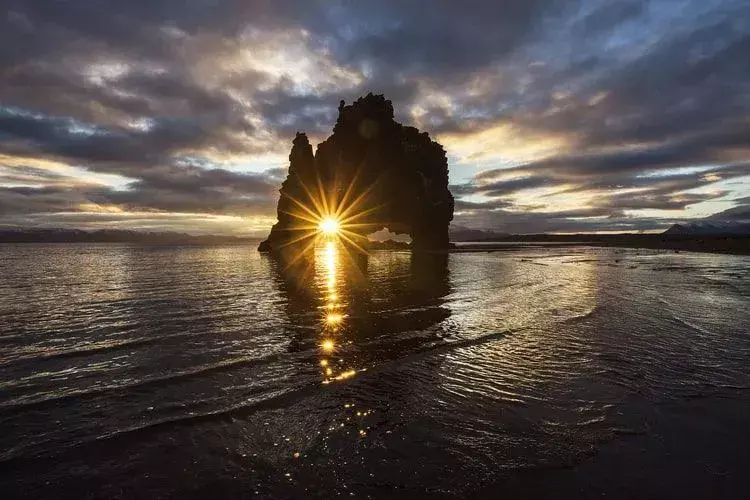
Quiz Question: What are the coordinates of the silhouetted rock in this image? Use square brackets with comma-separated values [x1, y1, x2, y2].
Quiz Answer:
[259, 94, 454, 253]
[258, 132, 316, 254]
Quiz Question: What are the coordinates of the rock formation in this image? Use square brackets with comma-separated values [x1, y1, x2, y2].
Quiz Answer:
[259, 94, 454, 253]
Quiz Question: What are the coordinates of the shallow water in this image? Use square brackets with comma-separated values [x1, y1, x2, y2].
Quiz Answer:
[0, 243, 749, 498]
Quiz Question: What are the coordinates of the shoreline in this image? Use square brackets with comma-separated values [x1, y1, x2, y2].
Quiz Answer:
[371, 235, 750, 256]
[445, 239, 750, 256]
[2, 234, 749, 256]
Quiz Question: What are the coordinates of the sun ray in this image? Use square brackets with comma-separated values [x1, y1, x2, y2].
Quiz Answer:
[339, 203, 386, 225]
[281, 236, 318, 270]
[295, 175, 329, 222]
[313, 170, 332, 218]
[283, 194, 323, 223]
[277, 229, 318, 248]
[337, 231, 370, 255]
[336, 174, 383, 223]
[333, 167, 364, 219]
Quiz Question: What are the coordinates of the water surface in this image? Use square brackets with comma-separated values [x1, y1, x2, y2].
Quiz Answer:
[1, 243, 749, 498]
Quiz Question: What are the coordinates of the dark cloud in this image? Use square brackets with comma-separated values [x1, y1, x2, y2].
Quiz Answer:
[453, 161, 749, 232]
[454, 198, 513, 211]
[107, 166, 280, 216]
[326, 0, 569, 77]
[0, 167, 280, 218]
[0, 106, 281, 222]
[458, 176, 554, 198]
[519, 129, 749, 178]
[1, 108, 197, 169]
[453, 207, 673, 235]
[573, 1, 646, 36]
[499, 7, 750, 158]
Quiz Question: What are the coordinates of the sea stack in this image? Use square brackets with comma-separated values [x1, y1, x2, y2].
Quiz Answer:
[259, 93, 454, 253]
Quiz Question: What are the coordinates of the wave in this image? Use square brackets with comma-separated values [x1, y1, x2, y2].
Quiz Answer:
[0, 325, 534, 465]
[0, 347, 298, 413]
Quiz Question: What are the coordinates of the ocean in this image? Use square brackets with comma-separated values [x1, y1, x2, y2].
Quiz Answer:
[1, 243, 749, 498]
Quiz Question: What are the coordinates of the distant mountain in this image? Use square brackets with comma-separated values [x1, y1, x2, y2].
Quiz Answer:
[664, 220, 750, 236]
[449, 226, 510, 241]
[0, 229, 257, 244]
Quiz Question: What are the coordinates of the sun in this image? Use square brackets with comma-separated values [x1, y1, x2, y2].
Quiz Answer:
[318, 216, 340, 236]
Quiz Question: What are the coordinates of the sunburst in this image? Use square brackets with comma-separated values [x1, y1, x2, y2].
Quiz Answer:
[274, 163, 385, 265]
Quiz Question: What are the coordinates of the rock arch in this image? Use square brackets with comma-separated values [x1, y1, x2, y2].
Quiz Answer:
[259, 94, 454, 253]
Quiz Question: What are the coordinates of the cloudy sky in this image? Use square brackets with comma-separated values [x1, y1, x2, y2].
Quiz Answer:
[1, 0, 748, 235]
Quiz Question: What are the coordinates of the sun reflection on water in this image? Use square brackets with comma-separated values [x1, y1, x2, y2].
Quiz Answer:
[316, 239, 358, 384]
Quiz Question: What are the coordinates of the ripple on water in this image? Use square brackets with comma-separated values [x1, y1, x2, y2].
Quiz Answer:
[0, 244, 749, 497]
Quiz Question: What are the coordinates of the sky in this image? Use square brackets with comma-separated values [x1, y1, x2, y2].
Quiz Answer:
[0, 0, 749, 236]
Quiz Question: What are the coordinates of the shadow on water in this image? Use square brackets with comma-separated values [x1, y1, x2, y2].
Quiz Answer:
[266, 241, 453, 382]
[249, 243, 459, 497]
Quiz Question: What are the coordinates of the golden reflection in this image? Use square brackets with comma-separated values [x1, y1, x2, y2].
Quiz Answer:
[324, 241, 337, 289]
[314, 238, 362, 384]
[322, 369, 357, 385]
[325, 312, 344, 325]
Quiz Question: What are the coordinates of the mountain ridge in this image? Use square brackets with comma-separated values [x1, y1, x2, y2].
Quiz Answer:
[664, 220, 750, 236]
[0, 229, 258, 244]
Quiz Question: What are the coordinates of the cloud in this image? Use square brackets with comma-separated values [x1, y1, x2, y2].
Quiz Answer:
[0, 0, 749, 234]
[453, 207, 673, 235]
